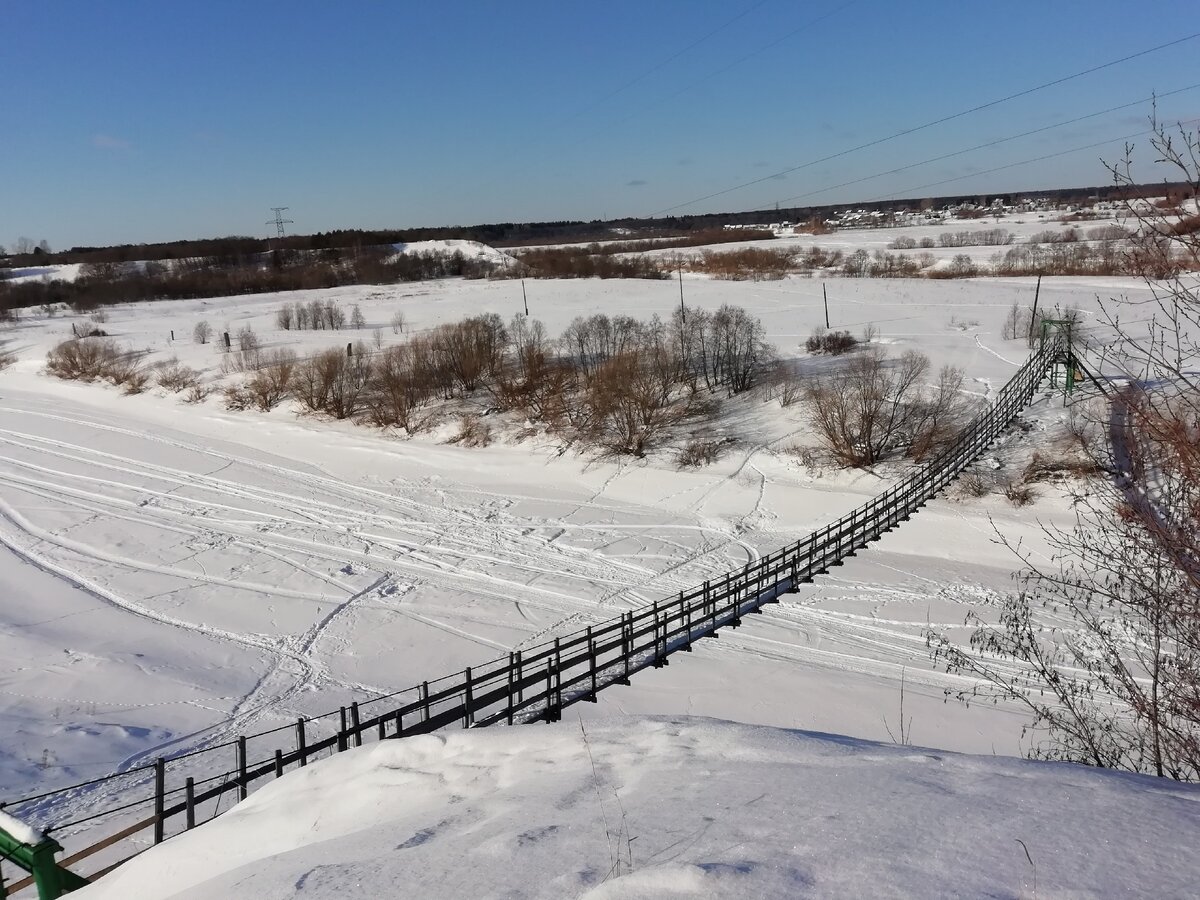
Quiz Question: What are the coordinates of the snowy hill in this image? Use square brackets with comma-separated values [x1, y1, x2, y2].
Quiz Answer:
[387, 238, 518, 267]
[76, 717, 1200, 899]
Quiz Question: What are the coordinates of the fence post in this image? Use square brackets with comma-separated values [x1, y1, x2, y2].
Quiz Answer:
[464, 667, 474, 727]
[153, 758, 166, 844]
[297, 718, 308, 767]
[350, 702, 362, 747]
[337, 707, 348, 752]
[421, 682, 430, 722]
[622, 612, 631, 683]
[553, 639, 562, 714]
[683, 591, 693, 650]
[652, 601, 663, 666]
[516, 651, 524, 705]
[587, 627, 597, 699]
[544, 664, 554, 722]
[185, 776, 195, 830]
[237, 736, 248, 801]
[274, 749, 284, 779]
[507, 652, 516, 724]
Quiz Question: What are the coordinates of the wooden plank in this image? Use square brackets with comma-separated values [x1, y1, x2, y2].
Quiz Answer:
[59, 813, 158, 868]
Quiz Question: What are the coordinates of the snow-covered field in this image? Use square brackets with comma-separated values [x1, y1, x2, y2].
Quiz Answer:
[7, 214, 1199, 892]
[75, 717, 1200, 899]
[0, 267, 1153, 806]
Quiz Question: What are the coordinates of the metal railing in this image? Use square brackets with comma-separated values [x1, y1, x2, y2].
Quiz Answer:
[0, 336, 1060, 892]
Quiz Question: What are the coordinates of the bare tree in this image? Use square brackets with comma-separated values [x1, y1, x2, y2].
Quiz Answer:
[804, 348, 962, 466]
[193, 320, 212, 345]
[929, 119, 1200, 780]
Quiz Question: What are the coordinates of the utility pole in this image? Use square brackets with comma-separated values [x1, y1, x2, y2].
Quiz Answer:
[822, 283, 830, 329]
[266, 207, 294, 250]
[678, 262, 686, 323]
[1028, 274, 1042, 346]
[521, 278, 529, 317]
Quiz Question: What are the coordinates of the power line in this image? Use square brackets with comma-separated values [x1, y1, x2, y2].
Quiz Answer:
[768, 82, 1200, 209]
[648, 31, 1200, 217]
[862, 119, 1199, 204]
[565, 0, 772, 123]
[595, 0, 857, 141]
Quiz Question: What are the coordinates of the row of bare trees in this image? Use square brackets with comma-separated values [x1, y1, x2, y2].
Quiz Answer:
[213, 306, 774, 456]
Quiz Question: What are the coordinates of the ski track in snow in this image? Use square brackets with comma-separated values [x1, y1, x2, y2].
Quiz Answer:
[0, 394, 803, 813]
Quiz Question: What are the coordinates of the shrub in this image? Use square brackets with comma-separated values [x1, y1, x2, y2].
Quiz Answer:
[805, 328, 857, 355]
[888, 235, 917, 250]
[688, 247, 796, 280]
[155, 359, 202, 393]
[45, 337, 123, 381]
[193, 320, 212, 344]
[959, 472, 992, 498]
[676, 438, 724, 468]
[1004, 482, 1037, 506]
[244, 348, 297, 410]
[295, 346, 373, 419]
[0, 345, 15, 371]
[448, 414, 492, 448]
[223, 383, 252, 411]
[183, 382, 212, 404]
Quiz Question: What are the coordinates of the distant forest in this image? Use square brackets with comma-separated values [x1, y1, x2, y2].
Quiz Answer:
[3, 182, 1191, 270]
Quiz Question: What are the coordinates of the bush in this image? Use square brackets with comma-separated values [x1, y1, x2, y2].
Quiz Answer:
[805, 328, 857, 355]
[676, 438, 725, 468]
[959, 472, 992, 498]
[193, 320, 212, 344]
[888, 236, 917, 250]
[687, 247, 796, 280]
[155, 359, 201, 393]
[45, 337, 123, 381]
[0, 345, 15, 371]
[295, 346, 373, 419]
[1004, 482, 1037, 506]
[183, 382, 212, 404]
[448, 414, 492, 448]
[244, 348, 297, 410]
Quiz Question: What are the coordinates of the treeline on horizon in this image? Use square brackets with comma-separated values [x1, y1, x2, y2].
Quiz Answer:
[5, 181, 1191, 270]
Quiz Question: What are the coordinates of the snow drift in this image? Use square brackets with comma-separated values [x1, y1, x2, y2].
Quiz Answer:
[76, 717, 1200, 899]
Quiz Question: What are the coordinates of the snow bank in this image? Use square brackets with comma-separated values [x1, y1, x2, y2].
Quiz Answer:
[0, 808, 45, 846]
[76, 717, 1200, 899]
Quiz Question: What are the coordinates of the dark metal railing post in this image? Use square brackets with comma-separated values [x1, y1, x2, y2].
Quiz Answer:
[237, 736, 248, 801]
[622, 612, 631, 682]
[421, 682, 430, 722]
[553, 639, 562, 714]
[507, 652, 516, 724]
[185, 777, 195, 830]
[153, 758, 166, 844]
[683, 591, 693, 650]
[297, 718, 308, 767]
[274, 749, 284, 778]
[350, 702, 362, 747]
[515, 651, 524, 705]
[587, 627, 597, 698]
[464, 667, 474, 727]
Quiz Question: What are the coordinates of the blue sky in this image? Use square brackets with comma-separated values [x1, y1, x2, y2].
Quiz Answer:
[4, 0, 1199, 249]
